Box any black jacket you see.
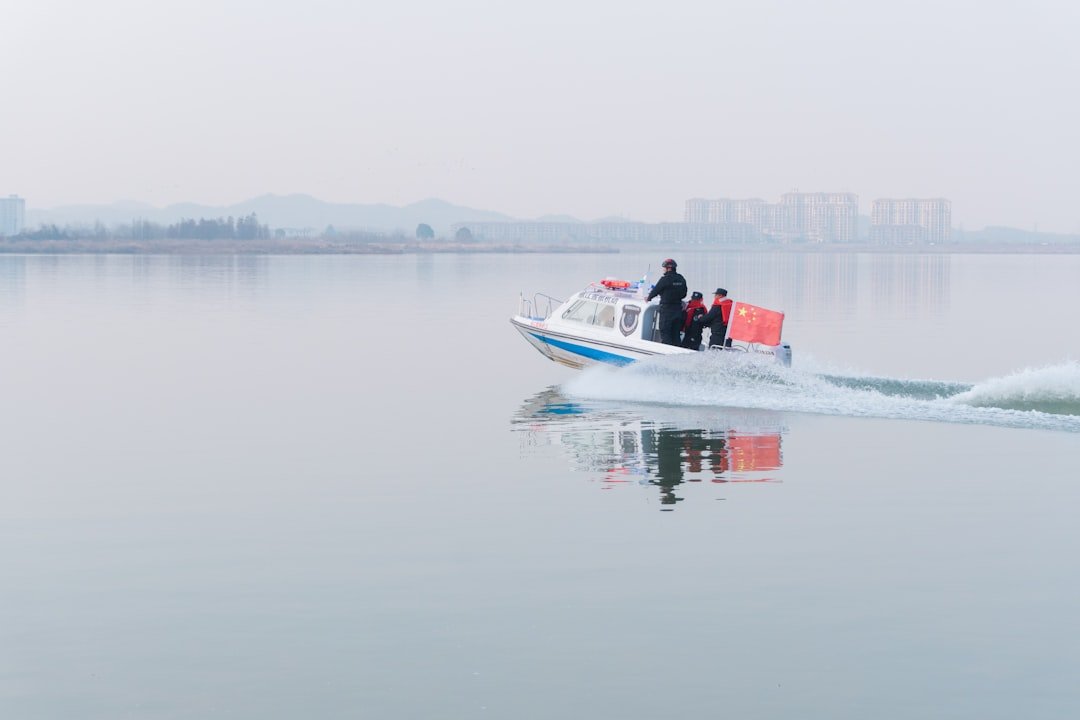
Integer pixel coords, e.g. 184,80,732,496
697,298,732,335
647,271,687,306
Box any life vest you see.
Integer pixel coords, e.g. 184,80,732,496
714,296,733,324
683,299,707,330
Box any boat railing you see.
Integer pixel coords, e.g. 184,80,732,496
519,293,562,320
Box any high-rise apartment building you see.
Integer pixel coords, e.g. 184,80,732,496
0,195,25,237
684,198,710,223
870,198,951,244
780,192,859,243
685,198,769,226
683,192,858,242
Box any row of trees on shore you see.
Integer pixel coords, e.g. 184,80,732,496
5,218,474,243
8,214,272,241
133,214,271,240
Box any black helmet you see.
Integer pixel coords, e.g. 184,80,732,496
714,288,727,296
691,291,703,300
661,258,677,269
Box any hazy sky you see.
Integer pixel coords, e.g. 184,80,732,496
3,0,1078,230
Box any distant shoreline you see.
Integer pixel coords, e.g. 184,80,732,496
0,240,620,255
1,239,1079,255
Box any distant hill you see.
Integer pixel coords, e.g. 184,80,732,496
26,195,518,236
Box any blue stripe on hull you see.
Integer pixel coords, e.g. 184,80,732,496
528,332,636,366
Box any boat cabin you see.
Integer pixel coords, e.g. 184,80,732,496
556,281,664,343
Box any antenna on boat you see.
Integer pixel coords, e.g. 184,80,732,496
637,265,651,298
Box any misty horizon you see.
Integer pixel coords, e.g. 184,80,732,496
10,192,1075,241
4,1,1079,233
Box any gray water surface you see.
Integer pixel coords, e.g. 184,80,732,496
2,252,1079,719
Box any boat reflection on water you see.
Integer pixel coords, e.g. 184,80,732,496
513,389,787,509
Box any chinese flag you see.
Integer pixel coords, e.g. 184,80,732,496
727,302,784,345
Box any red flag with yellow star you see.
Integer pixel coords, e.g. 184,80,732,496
727,302,784,345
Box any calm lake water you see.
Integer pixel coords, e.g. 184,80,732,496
2,251,1079,719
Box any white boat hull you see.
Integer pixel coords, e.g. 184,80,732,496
511,316,689,369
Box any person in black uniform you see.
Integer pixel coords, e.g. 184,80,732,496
646,258,687,345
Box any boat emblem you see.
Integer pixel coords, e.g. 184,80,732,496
619,305,640,336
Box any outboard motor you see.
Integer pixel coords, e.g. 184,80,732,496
774,343,793,368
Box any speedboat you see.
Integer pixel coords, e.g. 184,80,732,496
511,277,793,369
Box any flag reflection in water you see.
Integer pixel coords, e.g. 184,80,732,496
513,389,786,509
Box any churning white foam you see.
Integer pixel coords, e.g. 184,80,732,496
561,353,1080,433
951,362,1080,413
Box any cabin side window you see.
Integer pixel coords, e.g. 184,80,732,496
561,299,616,329
595,304,615,328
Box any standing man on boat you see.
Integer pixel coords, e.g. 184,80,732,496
646,258,687,345
697,288,733,348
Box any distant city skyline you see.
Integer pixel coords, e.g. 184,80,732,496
1,188,1066,234
0,190,1014,237
3,1,1078,233
456,193,952,245
4,190,1076,246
